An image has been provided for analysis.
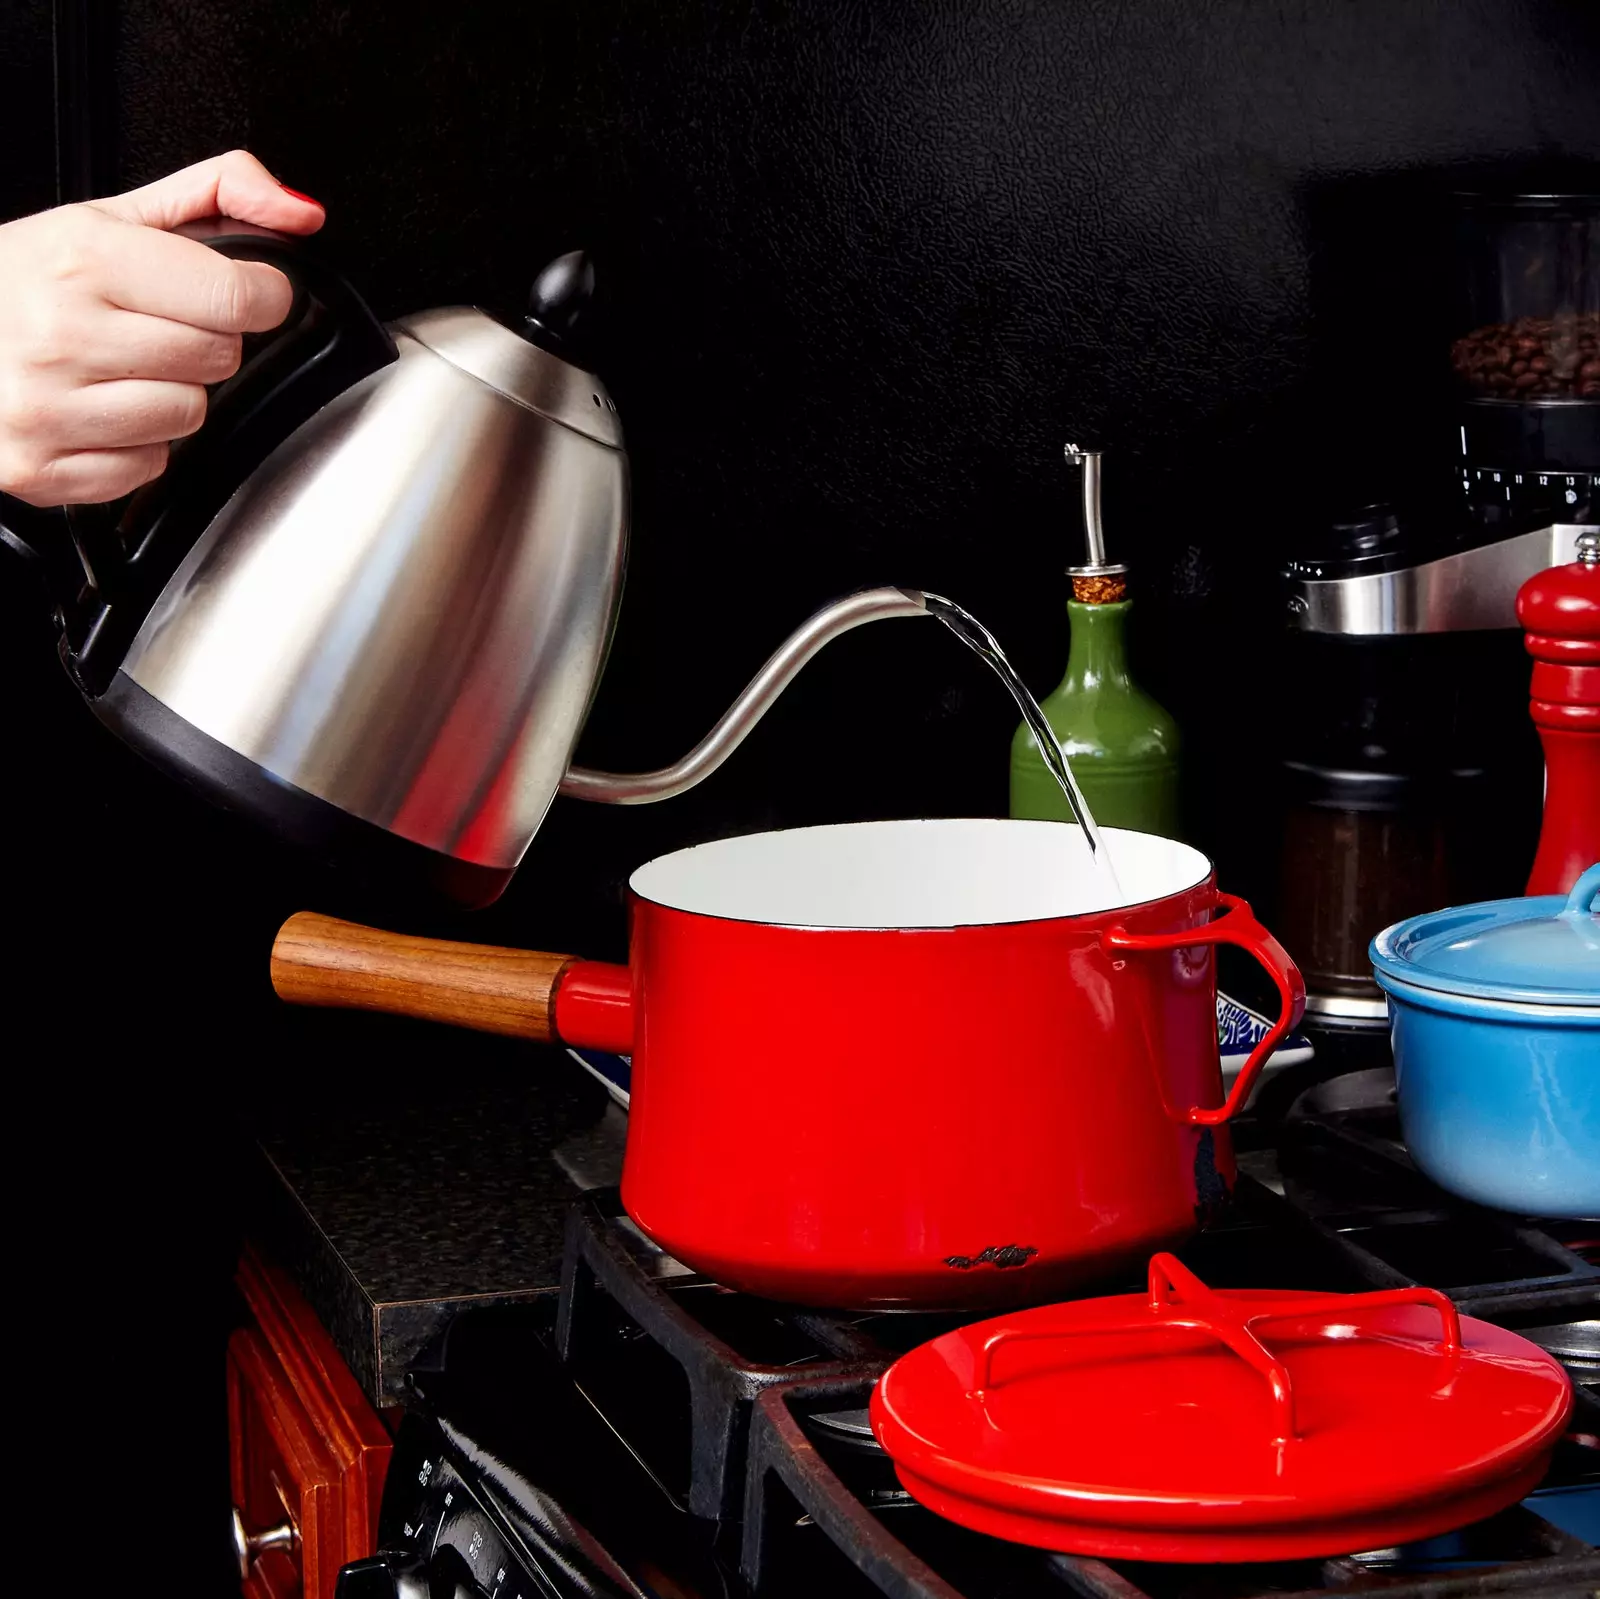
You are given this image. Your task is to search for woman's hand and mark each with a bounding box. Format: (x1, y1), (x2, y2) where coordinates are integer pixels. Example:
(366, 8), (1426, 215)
(0, 151), (325, 507)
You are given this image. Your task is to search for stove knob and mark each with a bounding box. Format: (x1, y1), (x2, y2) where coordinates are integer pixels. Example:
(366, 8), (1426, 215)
(231, 1505), (299, 1581)
(335, 1552), (430, 1599)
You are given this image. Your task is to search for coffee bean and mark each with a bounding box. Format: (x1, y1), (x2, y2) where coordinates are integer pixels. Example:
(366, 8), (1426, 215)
(1452, 311), (1600, 399)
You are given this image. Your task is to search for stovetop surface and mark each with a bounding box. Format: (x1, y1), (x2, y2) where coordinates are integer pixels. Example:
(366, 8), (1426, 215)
(364, 1058), (1599, 1599)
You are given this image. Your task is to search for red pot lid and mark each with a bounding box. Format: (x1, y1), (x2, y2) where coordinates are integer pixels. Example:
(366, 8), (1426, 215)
(868, 1254), (1573, 1563)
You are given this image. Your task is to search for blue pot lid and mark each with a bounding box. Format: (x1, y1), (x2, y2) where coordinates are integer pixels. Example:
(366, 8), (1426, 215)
(1370, 863), (1600, 1008)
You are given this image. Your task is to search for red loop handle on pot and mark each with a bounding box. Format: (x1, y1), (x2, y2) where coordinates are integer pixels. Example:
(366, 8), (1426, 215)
(1103, 892), (1306, 1126)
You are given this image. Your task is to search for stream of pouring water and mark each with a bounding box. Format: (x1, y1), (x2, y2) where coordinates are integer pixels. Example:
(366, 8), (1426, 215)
(918, 592), (1124, 902)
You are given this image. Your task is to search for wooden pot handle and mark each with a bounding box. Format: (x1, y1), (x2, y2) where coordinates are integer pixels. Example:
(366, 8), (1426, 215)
(270, 911), (575, 1042)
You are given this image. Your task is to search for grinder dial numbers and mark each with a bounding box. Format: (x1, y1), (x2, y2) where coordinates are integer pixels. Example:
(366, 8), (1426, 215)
(1460, 465), (1595, 526)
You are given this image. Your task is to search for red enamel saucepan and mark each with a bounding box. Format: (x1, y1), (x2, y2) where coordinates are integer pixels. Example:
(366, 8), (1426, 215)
(271, 819), (1304, 1309)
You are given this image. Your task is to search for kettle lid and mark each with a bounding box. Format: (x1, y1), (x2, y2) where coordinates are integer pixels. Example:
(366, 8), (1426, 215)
(394, 252), (622, 449)
(523, 249), (597, 363)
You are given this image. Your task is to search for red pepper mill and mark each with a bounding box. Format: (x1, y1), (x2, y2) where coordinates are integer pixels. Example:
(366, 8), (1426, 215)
(1517, 528), (1600, 894)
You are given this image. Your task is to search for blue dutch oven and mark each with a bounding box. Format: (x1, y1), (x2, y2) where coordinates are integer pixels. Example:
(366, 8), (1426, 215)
(1370, 863), (1600, 1219)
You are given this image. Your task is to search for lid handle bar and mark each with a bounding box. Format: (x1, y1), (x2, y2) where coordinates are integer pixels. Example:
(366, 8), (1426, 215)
(972, 1255), (1463, 1447)
(1562, 862), (1600, 918)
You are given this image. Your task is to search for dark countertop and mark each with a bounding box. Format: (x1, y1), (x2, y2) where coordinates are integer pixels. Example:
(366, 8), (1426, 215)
(246, 1004), (625, 1403)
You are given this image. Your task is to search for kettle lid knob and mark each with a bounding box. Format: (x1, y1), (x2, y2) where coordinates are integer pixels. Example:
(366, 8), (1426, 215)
(524, 250), (596, 363)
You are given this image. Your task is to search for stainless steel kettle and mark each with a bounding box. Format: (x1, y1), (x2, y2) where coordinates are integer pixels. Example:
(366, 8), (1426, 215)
(0, 227), (927, 903)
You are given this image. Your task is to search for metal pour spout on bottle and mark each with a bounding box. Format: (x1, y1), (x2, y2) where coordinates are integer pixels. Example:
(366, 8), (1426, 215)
(1009, 445), (1182, 838)
(1063, 443), (1124, 602)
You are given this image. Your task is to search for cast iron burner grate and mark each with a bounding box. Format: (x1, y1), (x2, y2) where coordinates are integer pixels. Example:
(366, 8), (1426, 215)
(740, 1379), (1598, 1599)
(543, 1064), (1598, 1599)
(553, 1194), (884, 1519)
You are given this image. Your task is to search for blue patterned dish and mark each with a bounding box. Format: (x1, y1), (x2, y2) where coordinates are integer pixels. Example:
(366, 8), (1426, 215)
(1217, 991), (1314, 1094)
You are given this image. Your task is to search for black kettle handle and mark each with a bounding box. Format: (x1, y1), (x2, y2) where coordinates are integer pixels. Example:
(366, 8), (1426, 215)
(0, 222), (392, 560)
(108, 223), (397, 586)
(0, 498), (88, 605)
(173, 220), (397, 488)
(1, 224), (397, 685)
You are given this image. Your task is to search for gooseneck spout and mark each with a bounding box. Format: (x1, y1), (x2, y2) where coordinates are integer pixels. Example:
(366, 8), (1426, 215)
(559, 586), (929, 804)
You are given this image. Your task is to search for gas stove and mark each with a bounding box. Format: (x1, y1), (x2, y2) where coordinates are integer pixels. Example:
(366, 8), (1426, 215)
(337, 1064), (1599, 1599)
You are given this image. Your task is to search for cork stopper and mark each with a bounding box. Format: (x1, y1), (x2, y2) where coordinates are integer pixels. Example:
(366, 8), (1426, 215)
(1063, 443), (1128, 604)
(1071, 572), (1128, 603)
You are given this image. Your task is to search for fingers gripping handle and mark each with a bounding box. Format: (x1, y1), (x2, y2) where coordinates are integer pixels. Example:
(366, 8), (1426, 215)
(1103, 893), (1306, 1125)
(185, 223), (396, 464)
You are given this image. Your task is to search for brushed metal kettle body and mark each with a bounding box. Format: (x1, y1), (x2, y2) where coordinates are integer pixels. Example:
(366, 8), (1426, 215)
(115, 308), (629, 888)
(1, 230), (932, 905)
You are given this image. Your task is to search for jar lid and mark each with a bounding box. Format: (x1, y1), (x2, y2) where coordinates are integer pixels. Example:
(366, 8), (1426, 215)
(868, 1254), (1571, 1563)
(1370, 864), (1600, 1007)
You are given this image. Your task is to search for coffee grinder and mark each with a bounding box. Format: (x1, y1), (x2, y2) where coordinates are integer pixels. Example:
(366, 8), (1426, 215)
(1453, 191), (1598, 535)
(1279, 190), (1597, 1033)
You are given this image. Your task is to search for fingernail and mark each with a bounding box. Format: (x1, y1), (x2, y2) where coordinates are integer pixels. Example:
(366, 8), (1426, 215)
(278, 183), (323, 208)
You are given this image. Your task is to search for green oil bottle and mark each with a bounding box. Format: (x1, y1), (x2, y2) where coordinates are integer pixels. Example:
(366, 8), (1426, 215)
(1009, 445), (1181, 837)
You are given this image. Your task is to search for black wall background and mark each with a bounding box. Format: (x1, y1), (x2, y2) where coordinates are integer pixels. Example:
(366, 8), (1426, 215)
(7, 0), (1600, 957)
(2, 0), (1598, 1579)
(97, 0), (1600, 942)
